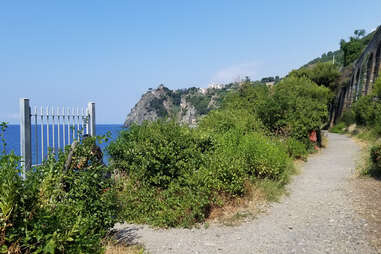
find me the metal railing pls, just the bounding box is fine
[19,98,96,178]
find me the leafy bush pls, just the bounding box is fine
[369,144,381,176]
[352,95,381,135]
[108,120,292,227]
[340,110,355,126]
[289,62,340,91]
[373,76,381,99]
[198,108,265,135]
[284,138,308,159]
[107,121,213,188]
[107,121,215,227]
[0,125,118,253]
[352,95,378,125]
[370,144,381,168]
[259,77,332,144]
[330,122,347,134]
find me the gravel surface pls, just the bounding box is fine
[115,133,378,253]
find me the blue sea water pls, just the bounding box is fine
[1,124,124,165]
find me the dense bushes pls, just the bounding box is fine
[341,77,381,135]
[223,77,332,145]
[108,77,330,227]
[263,77,331,143]
[108,120,292,227]
[0,128,118,253]
[289,62,340,91]
[107,121,213,189]
[370,144,381,170]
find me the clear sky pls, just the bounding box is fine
[1,1,381,124]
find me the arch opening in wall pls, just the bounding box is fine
[365,53,374,95]
[374,43,381,82]
[355,69,361,101]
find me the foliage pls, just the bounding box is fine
[149,97,168,118]
[352,94,381,135]
[221,77,331,144]
[369,144,381,177]
[340,29,374,66]
[108,120,292,227]
[284,138,308,159]
[373,76,381,99]
[110,73,332,228]
[305,50,344,67]
[256,77,331,144]
[289,62,340,91]
[0,125,118,253]
[305,29,374,67]
[340,110,356,126]
[330,122,347,134]
[261,76,280,83]
[198,108,265,135]
[187,94,211,115]
[107,121,213,189]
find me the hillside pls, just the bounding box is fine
[304,30,375,67]
[124,84,236,127]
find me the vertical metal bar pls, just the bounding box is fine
[34,107,38,165]
[67,107,71,145]
[52,108,55,153]
[72,107,75,141]
[41,107,44,161]
[20,98,31,178]
[77,107,80,140]
[86,108,89,135]
[57,107,61,151]
[62,107,66,148]
[46,106,50,151]
[88,102,96,136]
[81,108,85,136]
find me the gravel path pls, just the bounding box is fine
[115,133,378,253]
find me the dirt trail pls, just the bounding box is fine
[115,133,379,254]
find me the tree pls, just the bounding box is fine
[340,29,367,66]
[354,29,366,39]
[289,62,340,91]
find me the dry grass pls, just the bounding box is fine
[104,244,145,254]
[206,181,270,226]
[321,133,329,148]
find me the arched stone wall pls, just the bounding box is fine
[335,25,381,122]
[374,43,381,83]
[365,53,374,95]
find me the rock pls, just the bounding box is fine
[348,124,357,133]
[124,84,231,127]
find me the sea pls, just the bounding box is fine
[1,124,124,165]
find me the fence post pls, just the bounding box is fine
[20,98,31,178]
[88,102,96,136]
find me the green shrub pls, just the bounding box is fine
[330,122,347,133]
[352,95,377,125]
[258,77,332,144]
[108,121,215,227]
[108,121,292,227]
[198,108,265,135]
[370,144,381,172]
[107,120,213,188]
[284,138,308,159]
[0,125,118,253]
[340,110,355,126]
[221,77,332,145]
[239,132,291,183]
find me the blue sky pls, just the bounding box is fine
[1,1,381,124]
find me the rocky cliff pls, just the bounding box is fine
[124,84,233,127]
